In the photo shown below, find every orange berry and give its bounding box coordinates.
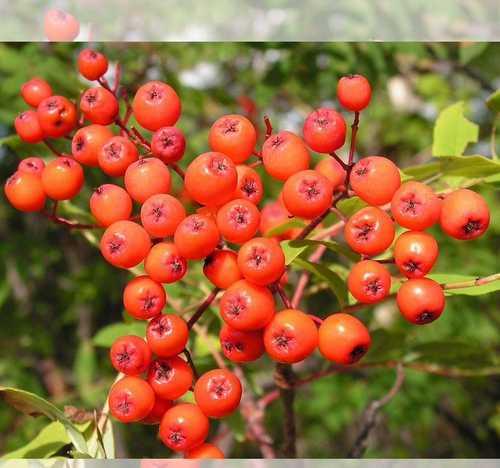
[124,158,171,204]
[72,124,113,167]
[41,157,84,201]
[4,171,46,212]
[98,136,139,177]
[90,184,133,227]
[174,214,220,260]
[234,164,263,205]
[144,242,188,284]
[347,260,391,304]
[315,156,347,190]
[203,250,242,289]
[140,193,186,239]
[397,278,445,325]
[108,376,155,423]
[184,443,224,459]
[123,275,166,320]
[148,357,193,400]
[216,198,260,244]
[21,78,52,108]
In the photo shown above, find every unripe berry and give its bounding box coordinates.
[80,87,119,126]
[77,49,109,81]
[350,156,401,206]
[303,107,346,153]
[108,376,155,423]
[144,242,188,284]
[37,96,77,138]
[109,335,152,375]
[234,164,263,205]
[98,136,139,177]
[21,78,52,108]
[4,171,46,212]
[216,198,261,244]
[315,157,347,190]
[123,276,166,320]
[347,260,391,304]
[146,314,189,358]
[219,324,265,362]
[72,124,113,167]
[337,74,372,112]
[203,250,242,289]
[397,278,445,325]
[140,193,186,239]
[439,189,490,240]
[394,231,439,279]
[148,356,193,400]
[17,157,45,177]
[174,214,220,260]
[150,126,186,163]
[41,157,84,201]
[262,131,311,181]
[318,313,371,365]
[90,184,133,227]
[208,114,257,164]
[263,309,318,364]
[15,110,44,143]
[184,443,224,459]
[44,9,80,42]
[124,158,172,204]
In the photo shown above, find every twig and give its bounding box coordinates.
[274,363,297,457]
[348,112,360,166]
[275,283,292,309]
[171,163,185,180]
[183,348,199,380]
[330,151,349,170]
[442,273,500,290]
[348,363,405,458]
[187,287,220,329]
[295,207,333,241]
[264,115,273,139]
[42,211,100,230]
[44,139,63,157]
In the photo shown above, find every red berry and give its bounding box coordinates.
[318,313,371,365]
[184,443,224,459]
[303,107,346,153]
[124,158,172,204]
[140,193,186,239]
[397,278,445,325]
[144,242,188,284]
[141,397,173,425]
[100,221,151,269]
[18,157,45,177]
[72,124,113,167]
[194,369,242,418]
[108,376,155,423]
[159,403,209,452]
[315,157,347,190]
[41,157,84,201]
[220,279,275,331]
[147,356,193,400]
[234,164,263,205]
[78,49,109,81]
[263,309,318,364]
[347,260,392,304]
[98,136,139,177]
[123,276,166,320]
[219,324,265,362]
[344,207,395,256]
[337,74,372,112]
[109,335,152,375]
[204,250,242,289]
[132,81,181,131]
[440,189,490,240]
[146,314,189,358]
[44,9,80,42]
[15,110,44,143]
[90,184,133,227]
[174,214,220,260]
[37,95,77,138]
[262,131,311,181]
[80,87,119,126]
[208,114,257,164]
[4,171,46,212]
[150,127,186,163]
[216,198,261,244]
[394,231,439,279]
[21,78,52,107]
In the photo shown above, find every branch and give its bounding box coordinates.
[274,283,292,309]
[42,211,100,230]
[330,151,349,170]
[171,163,185,180]
[183,348,199,380]
[43,139,63,157]
[442,273,500,290]
[274,363,297,457]
[348,111,360,165]
[348,363,405,458]
[187,287,220,329]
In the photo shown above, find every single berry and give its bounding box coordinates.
[123,275,166,320]
[18,157,45,177]
[80,87,119,126]
[90,184,133,227]
[146,314,189,358]
[184,443,224,459]
[173,214,220,260]
[234,164,263,205]
[21,78,52,108]
[78,49,109,81]
[109,335,152,375]
[4,171,46,212]
[394,231,439,279]
[144,242,188,284]
[72,124,113,167]
[140,193,186,239]
[124,158,171,204]
[151,126,186,163]
[303,107,346,153]
[216,198,261,244]
[397,278,445,325]
[259,200,301,240]
[147,356,193,400]
[204,250,243,289]
[37,95,77,138]
[98,136,139,177]
[108,376,155,423]
[337,74,372,112]
[44,9,80,42]
[219,324,265,363]
[41,157,84,201]
[141,397,173,425]
[315,157,347,190]
[15,110,44,143]
[347,260,392,304]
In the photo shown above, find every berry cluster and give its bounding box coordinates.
[4,50,491,459]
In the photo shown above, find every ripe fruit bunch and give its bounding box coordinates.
[4,51,491,458]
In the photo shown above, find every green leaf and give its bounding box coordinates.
[265,218,305,238]
[292,257,347,307]
[428,274,500,296]
[0,387,88,455]
[280,240,309,265]
[2,421,70,459]
[432,102,478,157]
[486,90,500,113]
[459,43,487,65]
[337,196,367,217]
[93,322,147,347]
[289,239,360,262]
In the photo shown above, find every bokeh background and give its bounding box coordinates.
[0,42,499,458]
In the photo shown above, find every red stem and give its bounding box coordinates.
[264,115,273,139]
[187,287,220,329]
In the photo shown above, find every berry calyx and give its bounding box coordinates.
[144,242,188,284]
[123,275,166,320]
[147,356,193,400]
[347,260,392,304]
[394,231,439,279]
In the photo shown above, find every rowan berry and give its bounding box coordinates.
[132,81,181,131]
[315,156,347,190]
[41,157,84,200]
[109,335,152,375]
[208,114,257,164]
[282,169,334,219]
[262,131,311,181]
[237,237,285,286]
[173,214,220,260]
[219,279,275,331]
[347,260,391,304]
[124,158,172,204]
[184,443,224,459]
[4,171,46,212]
[123,276,166,320]
[108,376,155,423]
[15,110,44,143]
[440,189,490,240]
[80,87,119,126]
[204,250,242,289]
[337,74,372,112]
[21,78,52,108]
[141,397,173,425]
[140,194,186,239]
[146,314,189,358]
[44,9,80,42]
[77,49,109,81]
[391,181,441,231]
[216,198,260,244]
[100,220,151,269]
[90,184,133,227]
[194,369,242,418]
[37,95,77,138]
[318,313,371,365]
[98,136,139,177]
[159,403,209,452]
[147,356,193,400]
[344,206,395,256]
[72,124,113,167]
[150,127,186,164]
[350,156,401,206]
[18,157,45,176]
[184,152,237,207]
[397,278,445,325]
[263,309,318,364]
[394,231,439,279]
[234,164,263,205]
[303,108,346,153]
[219,324,265,362]
[144,242,188,284]
[259,200,298,240]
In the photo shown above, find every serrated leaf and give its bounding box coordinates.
[0,387,88,455]
[93,322,147,347]
[289,239,360,262]
[428,273,500,296]
[280,240,309,265]
[292,257,347,307]
[432,102,478,157]
[486,90,500,113]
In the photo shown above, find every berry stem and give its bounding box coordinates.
[43,139,63,157]
[274,283,292,309]
[329,151,349,170]
[42,211,100,230]
[348,111,360,166]
[171,163,185,180]
[130,126,151,150]
[263,115,273,139]
[183,348,199,380]
[98,76,113,93]
[187,287,220,329]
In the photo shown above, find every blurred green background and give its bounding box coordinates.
[0,42,499,458]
